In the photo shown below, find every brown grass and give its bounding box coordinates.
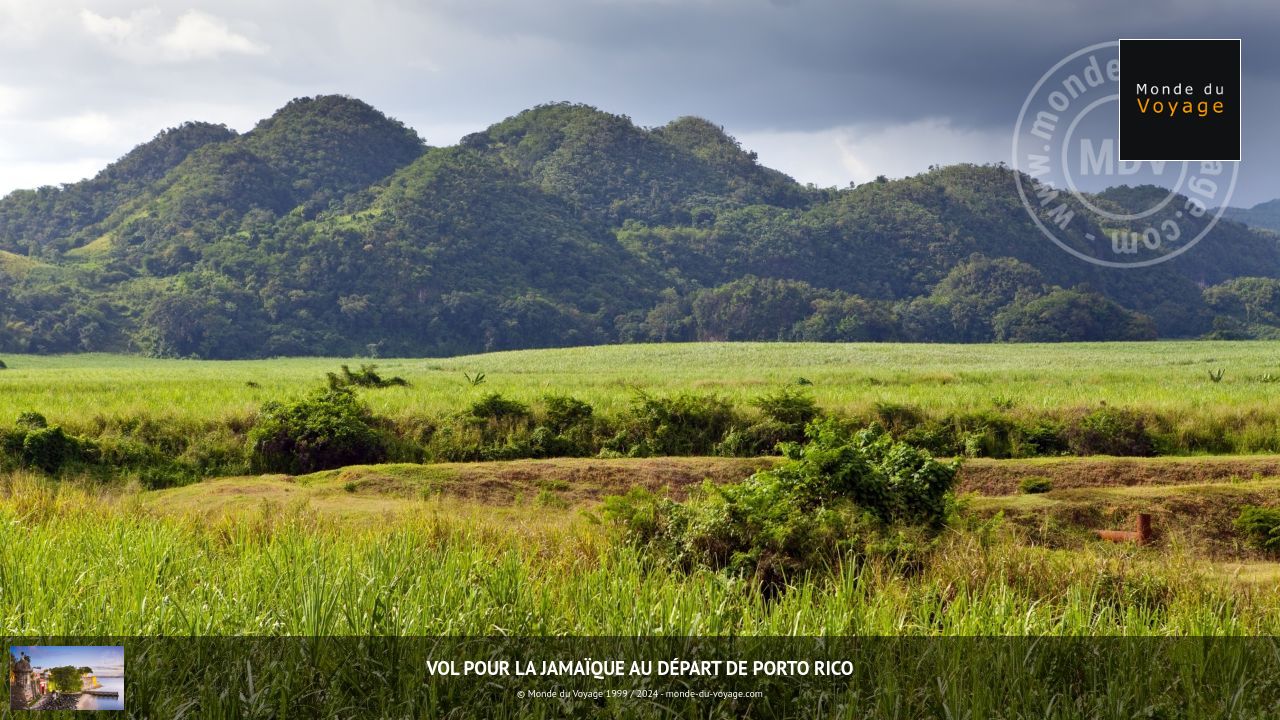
[958,455,1280,495]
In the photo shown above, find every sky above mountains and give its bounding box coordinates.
[1,0,1277,205]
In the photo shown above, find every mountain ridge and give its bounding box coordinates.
[1,95,1278,357]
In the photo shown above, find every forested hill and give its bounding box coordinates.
[2,95,1280,358]
[1223,199,1280,234]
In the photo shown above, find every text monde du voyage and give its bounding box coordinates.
[1134,82,1228,118]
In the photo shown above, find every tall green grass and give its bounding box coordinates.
[5,340,1280,479]
[2,473,1276,637]
[3,341,1280,426]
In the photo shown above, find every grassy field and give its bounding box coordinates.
[2,344,1278,641]
[3,467,1278,638]
[4,346,1280,715]
[3,341,1280,427]
[10,467,1279,716]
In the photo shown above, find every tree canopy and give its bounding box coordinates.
[2,97,1279,357]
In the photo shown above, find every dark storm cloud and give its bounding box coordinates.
[406,0,1280,130]
[0,0,1276,203]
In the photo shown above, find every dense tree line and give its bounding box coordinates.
[1,97,1279,357]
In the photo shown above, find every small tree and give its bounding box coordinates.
[1235,506,1280,555]
[249,389,390,474]
[47,666,83,693]
[605,420,959,592]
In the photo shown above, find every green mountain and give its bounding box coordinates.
[2,97,1279,357]
[1222,199,1280,234]
[0,121,236,255]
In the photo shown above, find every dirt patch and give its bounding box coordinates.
[972,480,1280,561]
[959,456,1280,495]
[432,456,779,505]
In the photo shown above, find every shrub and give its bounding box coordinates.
[1234,506,1280,555]
[872,402,925,434]
[22,426,76,473]
[249,389,389,474]
[326,364,408,390]
[0,359,7,369]
[608,391,739,457]
[716,419,796,457]
[952,412,1018,458]
[1017,418,1067,456]
[718,387,822,455]
[16,411,47,430]
[604,420,959,592]
[1064,406,1155,456]
[468,393,531,422]
[1019,476,1053,494]
[542,395,594,434]
[752,387,819,428]
[536,488,570,509]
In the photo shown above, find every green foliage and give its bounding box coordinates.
[1208,368,1225,383]
[326,364,408,390]
[609,391,739,457]
[47,666,84,693]
[1234,506,1280,555]
[0,122,237,256]
[16,411,47,430]
[5,412,96,474]
[5,96,1280,356]
[605,420,958,591]
[249,389,389,474]
[1019,476,1053,494]
[994,288,1158,342]
[752,387,819,427]
[719,387,821,456]
[468,393,531,422]
[1204,277,1280,339]
[542,395,593,434]
[22,426,79,473]
[1065,406,1155,457]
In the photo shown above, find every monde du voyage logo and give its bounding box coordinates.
[1013,39,1241,268]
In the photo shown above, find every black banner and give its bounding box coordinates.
[6,636,1280,718]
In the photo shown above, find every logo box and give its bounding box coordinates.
[1119,39,1241,161]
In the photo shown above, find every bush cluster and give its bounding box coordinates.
[605,391,740,457]
[1019,476,1053,494]
[0,411,97,474]
[604,419,959,592]
[888,405,1154,459]
[326,364,408,390]
[249,389,391,474]
[0,382,1225,489]
[1234,506,1280,555]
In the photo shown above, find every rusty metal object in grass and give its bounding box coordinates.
[1097,513,1153,545]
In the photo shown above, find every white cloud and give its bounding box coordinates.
[0,85,29,118]
[0,157,107,193]
[159,10,267,61]
[79,8,138,43]
[736,118,1011,188]
[50,112,122,146]
[78,8,266,62]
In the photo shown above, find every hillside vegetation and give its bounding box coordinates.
[3,97,1280,356]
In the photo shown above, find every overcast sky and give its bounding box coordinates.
[1,0,1277,206]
